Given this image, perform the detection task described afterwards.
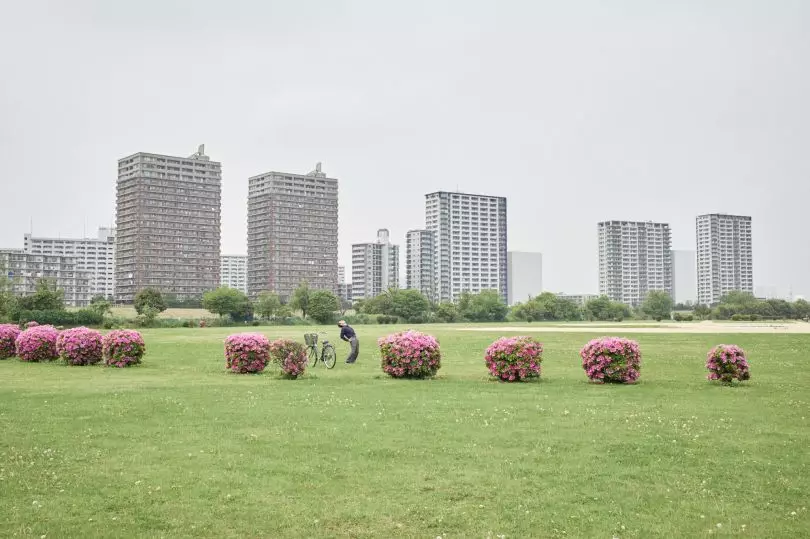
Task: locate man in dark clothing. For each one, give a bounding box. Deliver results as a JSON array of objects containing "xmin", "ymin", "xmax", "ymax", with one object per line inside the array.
[{"xmin": 338, "ymin": 320, "xmax": 359, "ymax": 364}]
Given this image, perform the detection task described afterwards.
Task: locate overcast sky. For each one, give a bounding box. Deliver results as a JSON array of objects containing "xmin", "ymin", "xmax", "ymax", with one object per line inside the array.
[{"xmin": 1, "ymin": 0, "xmax": 808, "ymax": 297}]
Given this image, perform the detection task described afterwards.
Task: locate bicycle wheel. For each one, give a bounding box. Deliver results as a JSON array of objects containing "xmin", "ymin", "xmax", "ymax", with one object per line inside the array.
[
  {"xmin": 308, "ymin": 346, "xmax": 319, "ymax": 367},
  {"xmin": 321, "ymin": 344, "xmax": 336, "ymax": 369}
]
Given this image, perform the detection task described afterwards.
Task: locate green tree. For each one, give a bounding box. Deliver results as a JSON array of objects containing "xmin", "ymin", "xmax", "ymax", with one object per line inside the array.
[
  {"xmin": 391, "ymin": 289, "xmax": 430, "ymax": 322},
  {"xmin": 308, "ymin": 290, "xmax": 340, "ymax": 324},
  {"xmin": 693, "ymin": 304, "xmax": 711, "ymax": 320},
  {"xmin": 0, "ymin": 264, "xmax": 16, "ymax": 318},
  {"xmin": 459, "ymin": 290, "xmax": 508, "ymax": 322},
  {"xmin": 255, "ymin": 291, "xmax": 282, "ymax": 319},
  {"xmin": 134, "ymin": 288, "xmax": 167, "ymax": 315},
  {"xmin": 88, "ymin": 294, "xmax": 112, "ymax": 317},
  {"xmin": 793, "ymin": 299, "xmax": 810, "ymax": 320},
  {"xmin": 203, "ymin": 287, "xmax": 253, "ymax": 321},
  {"xmin": 290, "ymin": 282, "xmax": 311, "ymax": 319},
  {"xmin": 641, "ymin": 290, "xmax": 674, "ymax": 322},
  {"xmin": 434, "ymin": 301, "xmax": 459, "ymax": 323},
  {"xmin": 360, "ymin": 289, "xmax": 395, "ymax": 315},
  {"xmin": 17, "ymin": 279, "xmax": 65, "ymax": 311},
  {"xmin": 584, "ymin": 295, "xmax": 629, "ymax": 322}
]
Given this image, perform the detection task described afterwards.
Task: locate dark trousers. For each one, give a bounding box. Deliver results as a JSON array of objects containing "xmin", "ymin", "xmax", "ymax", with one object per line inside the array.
[{"xmin": 346, "ymin": 337, "xmax": 359, "ymax": 363}]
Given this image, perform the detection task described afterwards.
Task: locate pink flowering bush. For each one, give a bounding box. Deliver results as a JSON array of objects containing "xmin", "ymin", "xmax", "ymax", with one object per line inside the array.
[
  {"xmin": 706, "ymin": 344, "xmax": 750, "ymax": 384},
  {"xmin": 0, "ymin": 324, "xmax": 22, "ymax": 359},
  {"xmin": 378, "ymin": 330, "xmax": 441, "ymax": 379},
  {"xmin": 25, "ymin": 321, "xmax": 40, "ymax": 329},
  {"xmin": 57, "ymin": 327, "xmax": 103, "ymax": 366},
  {"xmin": 269, "ymin": 339, "xmax": 307, "ymax": 379},
  {"xmin": 15, "ymin": 325, "xmax": 60, "ymax": 362},
  {"xmin": 103, "ymin": 330, "xmax": 145, "ymax": 368},
  {"xmin": 485, "ymin": 336, "xmax": 543, "ymax": 382},
  {"xmin": 225, "ymin": 333, "xmax": 270, "ymax": 374},
  {"xmin": 580, "ymin": 337, "xmax": 641, "ymax": 384}
]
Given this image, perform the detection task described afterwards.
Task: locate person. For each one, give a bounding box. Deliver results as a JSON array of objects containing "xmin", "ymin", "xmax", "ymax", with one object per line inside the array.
[{"xmin": 337, "ymin": 320, "xmax": 358, "ymax": 364}]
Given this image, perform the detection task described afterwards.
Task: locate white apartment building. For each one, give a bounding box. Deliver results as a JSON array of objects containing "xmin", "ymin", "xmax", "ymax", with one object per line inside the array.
[
  {"xmin": 671, "ymin": 250, "xmax": 697, "ymax": 305},
  {"xmin": 426, "ymin": 191, "xmax": 508, "ymax": 303},
  {"xmin": 0, "ymin": 249, "xmax": 92, "ymax": 307},
  {"xmin": 556, "ymin": 293, "xmax": 599, "ymax": 306},
  {"xmin": 696, "ymin": 214, "xmax": 753, "ymax": 305},
  {"xmin": 405, "ymin": 229, "xmax": 435, "ymax": 301},
  {"xmin": 506, "ymin": 251, "xmax": 543, "ymax": 305},
  {"xmin": 352, "ymin": 229, "xmax": 399, "ymax": 300},
  {"xmin": 23, "ymin": 227, "xmax": 116, "ymax": 302},
  {"xmin": 598, "ymin": 220, "xmax": 672, "ymax": 307},
  {"xmin": 220, "ymin": 255, "xmax": 248, "ymax": 294}
]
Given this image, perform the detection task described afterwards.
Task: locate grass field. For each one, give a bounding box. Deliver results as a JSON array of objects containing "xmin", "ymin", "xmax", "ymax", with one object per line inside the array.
[{"xmin": 1, "ymin": 325, "xmax": 809, "ymax": 538}]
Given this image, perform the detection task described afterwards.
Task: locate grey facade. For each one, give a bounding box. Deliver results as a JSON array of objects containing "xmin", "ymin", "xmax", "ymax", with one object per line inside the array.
[
  {"xmin": 247, "ymin": 163, "xmax": 338, "ymax": 301},
  {"xmin": 115, "ymin": 145, "xmax": 221, "ymax": 303},
  {"xmin": 671, "ymin": 250, "xmax": 697, "ymax": 305},
  {"xmin": 425, "ymin": 191, "xmax": 508, "ymax": 303},
  {"xmin": 696, "ymin": 214, "xmax": 753, "ymax": 305},
  {"xmin": 24, "ymin": 227, "xmax": 116, "ymax": 301},
  {"xmin": 507, "ymin": 251, "xmax": 543, "ymax": 305},
  {"xmin": 557, "ymin": 293, "xmax": 599, "ymax": 306},
  {"xmin": 405, "ymin": 229, "xmax": 435, "ymax": 301},
  {"xmin": 352, "ymin": 229, "xmax": 399, "ymax": 300},
  {"xmin": 598, "ymin": 220, "xmax": 672, "ymax": 307},
  {"xmin": 0, "ymin": 249, "xmax": 92, "ymax": 307}
]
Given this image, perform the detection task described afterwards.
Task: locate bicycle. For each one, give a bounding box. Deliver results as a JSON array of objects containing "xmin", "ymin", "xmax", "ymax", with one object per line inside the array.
[{"xmin": 304, "ymin": 332, "xmax": 336, "ymax": 369}]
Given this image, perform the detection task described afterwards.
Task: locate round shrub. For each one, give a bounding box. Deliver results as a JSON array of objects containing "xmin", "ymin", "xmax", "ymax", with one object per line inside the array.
[
  {"xmin": 103, "ymin": 330, "xmax": 146, "ymax": 368},
  {"xmin": 580, "ymin": 337, "xmax": 641, "ymax": 383},
  {"xmin": 26, "ymin": 321, "xmax": 40, "ymax": 329},
  {"xmin": 0, "ymin": 324, "xmax": 22, "ymax": 359},
  {"xmin": 485, "ymin": 336, "xmax": 543, "ymax": 382},
  {"xmin": 706, "ymin": 344, "xmax": 750, "ymax": 383},
  {"xmin": 269, "ymin": 338, "xmax": 307, "ymax": 378},
  {"xmin": 378, "ymin": 330, "xmax": 441, "ymax": 379},
  {"xmin": 15, "ymin": 325, "xmax": 60, "ymax": 362},
  {"xmin": 225, "ymin": 333, "xmax": 270, "ymax": 374},
  {"xmin": 57, "ymin": 327, "xmax": 103, "ymax": 366}
]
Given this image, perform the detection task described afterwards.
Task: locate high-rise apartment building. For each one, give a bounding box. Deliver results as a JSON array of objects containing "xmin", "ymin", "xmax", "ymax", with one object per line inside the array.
[
  {"xmin": 247, "ymin": 163, "xmax": 338, "ymax": 301},
  {"xmin": 696, "ymin": 214, "xmax": 753, "ymax": 305},
  {"xmin": 351, "ymin": 229, "xmax": 399, "ymax": 300},
  {"xmin": 671, "ymin": 250, "xmax": 697, "ymax": 305},
  {"xmin": 405, "ymin": 229, "xmax": 435, "ymax": 300},
  {"xmin": 506, "ymin": 251, "xmax": 543, "ymax": 305},
  {"xmin": 24, "ymin": 227, "xmax": 116, "ymax": 301},
  {"xmin": 221, "ymin": 255, "xmax": 248, "ymax": 294},
  {"xmin": 425, "ymin": 191, "xmax": 508, "ymax": 303},
  {"xmin": 598, "ymin": 220, "xmax": 672, "ymax": 306},
  {"xmin": 115, "ymin": 145, "xmax": 221, "ymax": 303},
  {"xmin": 0, "ymin": 249, "xmax": 92, "ymax": 306}
]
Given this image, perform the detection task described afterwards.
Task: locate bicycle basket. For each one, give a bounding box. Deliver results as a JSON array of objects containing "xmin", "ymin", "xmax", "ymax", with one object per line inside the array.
[{"xmin": 304, "ymin": 333, "xmax": 318, "ymax": 346}]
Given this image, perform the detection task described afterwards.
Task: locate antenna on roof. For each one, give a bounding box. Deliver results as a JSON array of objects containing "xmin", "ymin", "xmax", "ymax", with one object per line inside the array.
[{"xmin": 308, "ymin": 162, "xmax": 326, "ymax": 177}]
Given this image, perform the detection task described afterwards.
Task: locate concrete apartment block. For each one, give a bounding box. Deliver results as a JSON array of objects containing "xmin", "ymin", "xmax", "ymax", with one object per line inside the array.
[
  {"xmin": 696, "ymin": 214, "xmax": 753, "ymax": 305},
  {"xmin": 221, "ymin": 255, "xmax": 248, "ymax": 294},
  {"xmin": 426, "ymin": 191, "xmax": 508, "ymax": 303},
  {"xmin": 24, "ymin": 227, "xmax": 116, "ymax": 302},
  {"xmin": 506, "ymin": 251, "xmax": 543, "ymax": 305},
  {"xmin": 598, "ymin": 220, "xmax": 672, "ymax": 307},
  {"xmin": 0, "ymin": 249, "xmax": 92, "ymax": 307},
  {"xmin": 671, "ymin": 250, "xmax": 697, "ymax": 305},
  {"xmin": 405, "ymin": 229, "xmax": 436, "ymax": 301},
  {"xmin": 556, "ymin": 293, "xmax": 599, "ymax": 306},
  {"xmin": 352, "ymin": 229, "xmax": 400, "ymax": 300},
  {"xmin": 115, "ymin": 145, "xmax": 221, "ymax": 303},
  {"xmin": 247, "ymin": 163, "xmax": 338, "ymax": 301}
]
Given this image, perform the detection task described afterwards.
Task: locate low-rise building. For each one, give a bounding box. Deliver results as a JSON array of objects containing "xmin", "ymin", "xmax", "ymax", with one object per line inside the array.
[{"xmin": 0, "ymin": 249, "xmax": 92, "ymax": 306}]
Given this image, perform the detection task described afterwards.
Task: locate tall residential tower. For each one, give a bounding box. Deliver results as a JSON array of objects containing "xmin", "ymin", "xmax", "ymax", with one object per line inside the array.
[
  {"xmin": 405, "ymin": 229, "xmax": 435, "ymax": 301},
  {"xmin": 351, "ymin": 229, "xmax": 399, "ymax": 300},
  {"xmin": 247, "ymin": 163, "xmax": 338, "ymax": 301},
  {"xmin": 696, "ymin": 214, "xmax": 753, "ymax": 305},
  {"xmin": 115, "ymin": 145, "xmax": 221, "ymax": 302},
  {"xmin": 598, "ymin": 220, "xmax": 672, "ymax": 306}
]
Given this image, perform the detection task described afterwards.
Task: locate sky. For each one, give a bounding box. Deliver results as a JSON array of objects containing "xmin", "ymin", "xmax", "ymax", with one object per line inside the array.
[{"xmin": 1, "ymin": 0, "xmax": 808, "ymax": 297}]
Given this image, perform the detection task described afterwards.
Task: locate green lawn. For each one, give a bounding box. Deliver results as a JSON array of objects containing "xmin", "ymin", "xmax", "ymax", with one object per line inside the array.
[{"xmin": 1, "ymin": 325, "xmax": 808, "ymax": 538}]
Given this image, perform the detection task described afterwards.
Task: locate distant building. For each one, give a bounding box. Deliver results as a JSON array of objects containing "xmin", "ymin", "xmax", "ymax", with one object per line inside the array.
[
  {"xmin": 556, "ymin": 293, "xmax": 599, "ymax": 306},
  {"xmin": 405, "ymin": 229, "xmax": 435, "ymax": 301},
  {"xmin": 220, "ymin": 255, "xmax": 248, "ymax": 294},
  {"xmin": 506, "ymin": 251, "xmax": 543, "ymax": 305},
  {"xmin": 0, "ymin": 249, "xmax": 92, "ymax": 306},
  {"xmin": 671, "ymin": 250, "xmax": 697, "ymax": 305},
  {"xmin": 696, "ymin": 214, "xmax": 753, "ymax": 305},
  {"xmin": 598, "ymin": 220, "xmax": 672, "ymax": 307},
  {"xmin": 247, "ymin": 163, "xmax": 338, "ymax": 301},
  {"xmin": 352, "ymin": 229, "xmax": 400, "ymax": 300},
  {"xmin": 338, "ymin": 265, "xmax": 346, "ymax": 286},
  {"xmin": 115, "ymin": 145, "xmax": 221, "ymax": 303},
  {"xmin": 425, "ymin": 191, "xmax": 508, "ymax": 303},
  {"xmin": 24, "ymin": 227, "xmax": 115, "ymax": 301}
]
